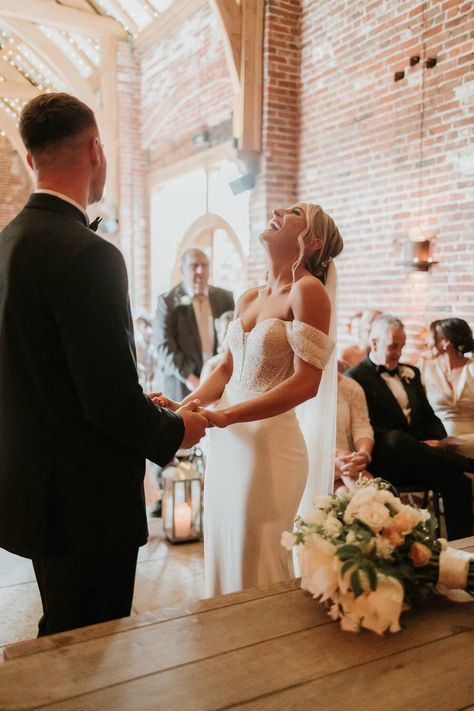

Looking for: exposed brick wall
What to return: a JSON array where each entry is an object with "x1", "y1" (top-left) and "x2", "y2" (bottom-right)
[
  {"x1": 298, "y1": 0, "x2": 474, "y2": 358},
  {"x1": 140, "y1": 3, "x2": 234, "y2": 162},
  {"x1": 0, "y1": 135, "x2": 31, "y2": 229},
  {"x1": 116, "y1": 40, "x2": 150, "y2": 311},
  {"x1": 248, "y1": 0, "x2": 302, "y2": 285}
]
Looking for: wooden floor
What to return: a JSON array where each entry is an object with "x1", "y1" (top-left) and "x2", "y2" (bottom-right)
[{"x1": 0, "y1": 468, "x2": 204, "y2": 651}]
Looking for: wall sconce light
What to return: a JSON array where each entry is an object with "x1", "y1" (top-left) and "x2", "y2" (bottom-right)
[
  {"x1": 404, "y1": 239, "x2": 438, "y2": 271},
  {"x1": 410, "y1": 55, "x2": 420, "y2": 66}
]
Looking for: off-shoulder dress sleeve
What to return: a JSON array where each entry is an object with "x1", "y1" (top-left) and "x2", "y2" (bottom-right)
[{"x1": 285, "y1": 320, "x2": 335, "y2": 370}]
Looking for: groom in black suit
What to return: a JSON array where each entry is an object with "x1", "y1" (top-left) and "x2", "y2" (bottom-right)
[
  {"x1": 347, "y1": 314, "x2": 473, "y2": 541},
  {"x1": 0, "y1": 93, "x2": 208, "y2": 636}
]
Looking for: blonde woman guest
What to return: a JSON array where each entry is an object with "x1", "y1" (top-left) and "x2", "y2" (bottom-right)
[{"x1": 419, "y1": 318, "x2": 474, "y2": 457}]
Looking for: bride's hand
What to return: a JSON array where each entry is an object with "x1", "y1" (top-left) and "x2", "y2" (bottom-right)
[
  {"x1": 202, "y1": 408, "x2": 230, "y2": 428},
  {"x1": 149, "y1": 392, "x2": 180, "y2": 412}
]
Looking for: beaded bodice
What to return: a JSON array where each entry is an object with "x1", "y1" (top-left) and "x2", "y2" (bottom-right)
[{"x1": 226, "y1": 318, "x2": 335, "y2": 394}]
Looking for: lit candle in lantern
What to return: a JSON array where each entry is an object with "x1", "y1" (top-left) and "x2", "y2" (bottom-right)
[{"x1": 174, "y1": 502, "x2": 192, "y2": 539}]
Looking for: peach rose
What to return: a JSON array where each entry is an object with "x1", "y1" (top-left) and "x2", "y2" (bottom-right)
[
  {"x1": 409, "y1": 542, "x2": 432, "y2": 567},
  {"x1": 392, "y1": 507, "x2": 421, "y2": 535},
  {"x1": 382, "y1": 526, "x2": 405, "y2": 547}
]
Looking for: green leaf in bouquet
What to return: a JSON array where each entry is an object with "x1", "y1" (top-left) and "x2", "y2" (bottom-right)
[
  {"x1": 351, "y1": 523, "x2": 374, "y2": 542},
  {"x1": 361, "y1": 562, "x2": 378, "y2": 591},
  {"x1": 336, "y1": 544, "x2": 362, "y2": 560},
  {"x1": 351, "y1": 570, "x2": 363, "y2": 598},
  {"x1": 341, "y1": 560, "x2": 356, "y2": 576}
]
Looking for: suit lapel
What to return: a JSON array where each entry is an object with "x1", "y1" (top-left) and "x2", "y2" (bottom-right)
[{"x1": 362, "y1": 359, "x2": 408, "y2": 424}]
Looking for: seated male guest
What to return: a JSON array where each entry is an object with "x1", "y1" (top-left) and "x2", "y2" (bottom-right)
[{"x1": 347, "y1": 314, "x2": 473, "y2": 540}]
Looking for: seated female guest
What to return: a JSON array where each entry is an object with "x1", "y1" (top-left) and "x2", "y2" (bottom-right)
[
  {"x1": 335, "y1": 373, "x2": 374, "y2": 489},
  {"x1": 419, "y1": 318, "x2": 474, "y2": 457}
]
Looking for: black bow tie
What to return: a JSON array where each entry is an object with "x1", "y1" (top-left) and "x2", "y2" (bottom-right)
[
  {"x1": 89, "y1": 216, "x2": 102, "y2": 232},
  {"x1": 376, "y1": 364, "x2": 399, "y2": 377}
]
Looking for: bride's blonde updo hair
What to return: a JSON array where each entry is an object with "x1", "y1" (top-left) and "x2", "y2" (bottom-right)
[{"x1": 293, "y1": 203, "x2": 343, "y2": 285}]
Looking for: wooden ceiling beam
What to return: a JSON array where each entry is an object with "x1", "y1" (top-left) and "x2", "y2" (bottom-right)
[
  {"x1": 208, "y1": 0, "x2": 241, "y2": 89},
  {"x1": 0, "y1": 79, "x2": 39, "y2": 99},
  {"x1": 0, "y1": 0, "x2": 127, "y2": 39},
  {"x1": 238, "y1": 0, "x2": 263, "y2": 153},
  {"x1": 3, "y1": 18, "x2": 97, "y2": 109},
  {"x1": 209, "y1": 0, "x2": 263, "y2": 155}
]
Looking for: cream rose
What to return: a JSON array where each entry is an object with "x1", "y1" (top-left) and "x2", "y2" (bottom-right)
[
  {"x1": 355, "y1": 502, "x2": 391, "y2": 533},
  {"x1": 280, "y1": 531, "x2": 297, "y2": 551},
  {"x1": 352, "y1": 575, "x2": 404, "y2": 635},
  {"x1": 299, "y1": 535, "x2": 339, "y2": 600},
  {"x1": 323, "y1": 514, "x2": 343, "y2": 537}
]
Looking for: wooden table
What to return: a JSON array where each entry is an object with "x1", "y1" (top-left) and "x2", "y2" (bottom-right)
[{"x1": 1, "y1": 537, "x2": 473, "y2": 711}]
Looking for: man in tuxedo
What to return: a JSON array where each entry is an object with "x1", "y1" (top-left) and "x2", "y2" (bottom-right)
[
  {"x1": 153, "y1": 248, "x2": 234, "y2": 401},
  {"x1": 0, "y1": 93, "x2": 208, "y2": 636},
  {"x1": 347, "y1": 314, "x2": 473, "y2": 540}
]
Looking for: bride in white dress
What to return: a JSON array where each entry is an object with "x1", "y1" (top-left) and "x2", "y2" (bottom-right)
[{"x1": 154, "y1": 203, "x2": 343, "y2": 596}]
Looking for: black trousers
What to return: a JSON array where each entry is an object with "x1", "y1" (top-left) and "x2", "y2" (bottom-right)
[
  {"x1": 32, "y1": 546, "x2": 139, "y2": 637},
  {"x1": 370, "y1": 430, "x2": 473, "y2": 541}
]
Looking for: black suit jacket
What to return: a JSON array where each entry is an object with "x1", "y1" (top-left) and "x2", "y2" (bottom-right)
[
  {"x1": 346, "y1": 357, "x2": 446, "y2": 442},
  {"x1": 153, "y1": 282, "x2": 234, "y2": 401},
  {"x1": 0, "y1": 194, "x2": 184, "y2": 558}
]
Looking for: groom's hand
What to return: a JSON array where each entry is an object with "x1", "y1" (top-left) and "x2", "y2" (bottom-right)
[{"x1": 177, "y1": 400, "x2": 208, "y2": 448}]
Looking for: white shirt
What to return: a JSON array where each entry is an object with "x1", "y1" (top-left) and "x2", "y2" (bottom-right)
[{"x1": 369, "y1": 354, "x2": 411, "y2": 423}]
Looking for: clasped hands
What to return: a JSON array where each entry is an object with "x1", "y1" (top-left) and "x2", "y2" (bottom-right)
[
  {"x1": 335, "y1": 448, "x2": 372, "y2": 490},
  {"x1": 149, "y1": 392, "x2": 228, "y2": 428}
]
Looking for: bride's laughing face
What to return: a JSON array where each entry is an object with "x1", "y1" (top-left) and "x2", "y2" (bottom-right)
[{"x1": 260, "y1": 204, "x2": 307, "y2": 250}]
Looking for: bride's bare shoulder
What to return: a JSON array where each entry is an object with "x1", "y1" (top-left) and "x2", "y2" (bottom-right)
[
  {"x1": 235, "y1": 285, "x2": 265, "y2": 315},
  {"x1": 290, "y1": 275, "x2": 330, "y2": 329},
  {"x1": 291, "y1": 274, "x2": 329, "y2": 305}
]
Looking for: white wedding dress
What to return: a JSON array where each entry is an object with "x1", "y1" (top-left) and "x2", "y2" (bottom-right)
[{"x1": 203, "y1": 316, "x2": 335, "y2": 597}]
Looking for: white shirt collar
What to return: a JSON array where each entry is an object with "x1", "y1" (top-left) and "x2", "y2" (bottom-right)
[{"x1": 35, "y1": 189, "x2": 88, "y2": 222}]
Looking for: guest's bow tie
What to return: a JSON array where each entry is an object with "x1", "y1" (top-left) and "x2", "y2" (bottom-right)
[
  {"x1": 376, "y1": 364, "x2": 399, "y2": 377},
  {"x1": 89, "y1": 216, "x2": 102, "y2": 232}
]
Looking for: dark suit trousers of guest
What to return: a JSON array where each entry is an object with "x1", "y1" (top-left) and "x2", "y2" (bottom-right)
[
  {"x1": 370, "y1": 430, "x2": 472, "y2": 541},
  {"x1": 32, "y1": 547, "x2": 139, "y2": 637}
]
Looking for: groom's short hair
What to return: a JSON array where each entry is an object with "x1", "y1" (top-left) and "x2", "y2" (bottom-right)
[{"x1": 19, "y1": 93, "x2": 97, "y2": 155}]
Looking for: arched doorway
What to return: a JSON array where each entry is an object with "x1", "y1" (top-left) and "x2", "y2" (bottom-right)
[{"x1": 171, "y1": 213, "x2": 246, "y2": 296}]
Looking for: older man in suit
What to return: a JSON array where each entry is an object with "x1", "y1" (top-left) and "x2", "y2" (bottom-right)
[
  {"x1": 0, "y1": 93, "x2": 208, "y2": 636},
  {"x1": 347, "y1": 314, "x2": 473, "y2": 540},
  {"x1": 153, "y1": 248, "x2": 234, "y2": 401}
]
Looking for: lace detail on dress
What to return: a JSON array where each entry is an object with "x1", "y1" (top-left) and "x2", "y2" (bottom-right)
[
  {"x1": 225, "y1": 318, "x2": 334, "y2": 395},
  {"x1": 285, "y1": 320, "x2": 335, "y2": 370}
]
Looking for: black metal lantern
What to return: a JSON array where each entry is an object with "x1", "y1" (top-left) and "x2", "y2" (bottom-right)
[{"x1": 162, "y1": 451, "x2": 203, "y2": 543}]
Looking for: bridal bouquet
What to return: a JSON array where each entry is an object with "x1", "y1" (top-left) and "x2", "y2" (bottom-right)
[{"x1": 281, "y1": 478, "x2": 474, "y2": 635}]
